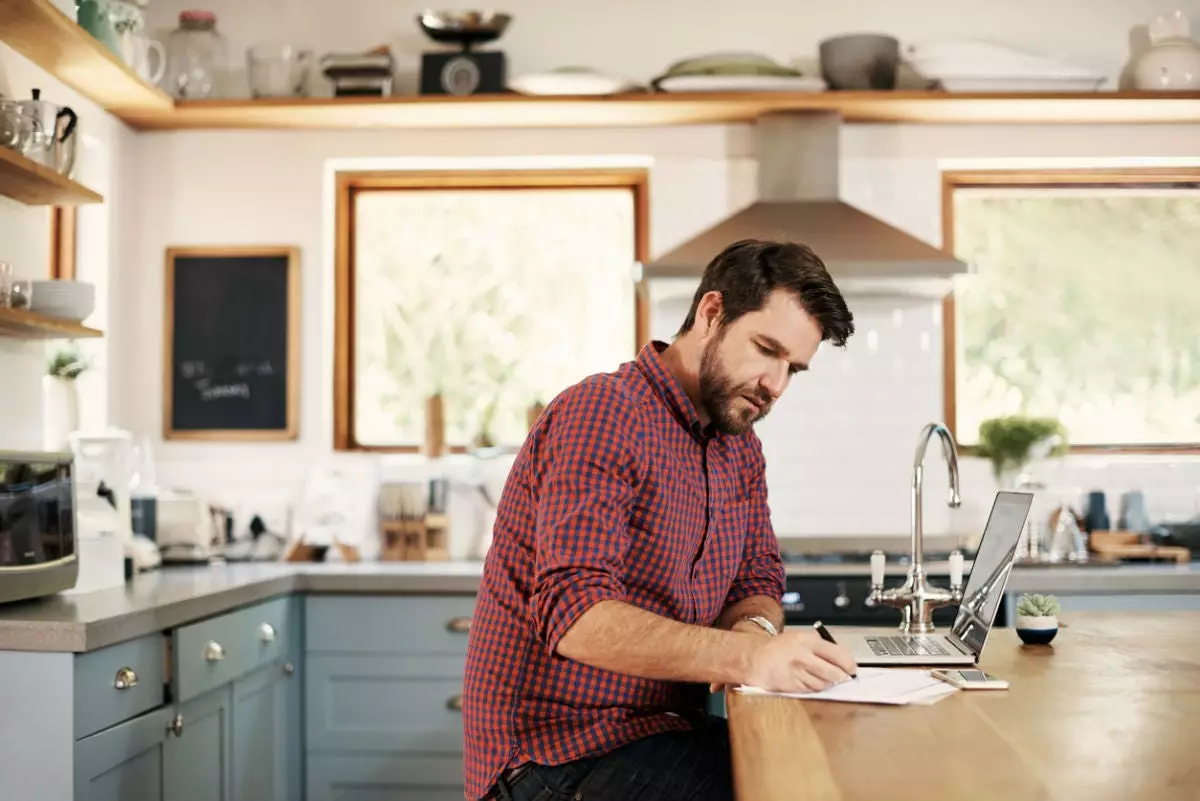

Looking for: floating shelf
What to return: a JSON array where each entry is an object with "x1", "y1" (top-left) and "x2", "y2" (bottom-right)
[
  {"x1": 2, "y1": 0, "x2": 1199, "y2": 132},
  {"x1": 0, "y1": 0, "x2": 172, "y2": 115},
  {"x1": 0, "y1": 145, "x2": 103, "y2": 205},
  {"x1": 0, "y1": 307, "x2": 102, "y2": 339},
  {"x1": 115, "y1": 90, "x2": 1200, "y2": 131}
]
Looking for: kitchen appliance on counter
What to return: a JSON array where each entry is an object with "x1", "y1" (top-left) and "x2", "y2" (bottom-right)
[
  {"x1": 0, "y1": 450, "x2": 78, "y2": 605},
  {"x1": 155, "y1": 490, "x2": 221, "y2": 563},
  {"x1": 417, "y1": 10, "x2": 510, "y2": 95}
]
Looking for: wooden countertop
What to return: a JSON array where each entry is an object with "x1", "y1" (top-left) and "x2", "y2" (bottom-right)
[{"x1": 727, "y1": 613, "x2": 1200, "y2": 801}]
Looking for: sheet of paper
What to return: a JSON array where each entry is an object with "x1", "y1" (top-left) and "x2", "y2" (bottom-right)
[{"x1": 735, "y1": 668, "x2": 958, "y2": 706}]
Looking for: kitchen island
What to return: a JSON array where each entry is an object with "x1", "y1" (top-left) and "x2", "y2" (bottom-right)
[{"x1": 727, "y1": 613, "x2": 1200, "y2": 801}]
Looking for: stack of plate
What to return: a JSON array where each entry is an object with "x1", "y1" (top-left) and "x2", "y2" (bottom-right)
[
  {"x1": 26, "y1": 280, "x2": 95, "y2": 321},
  {"x1": 904, "y1": 40, "x2": 1105, "y2": 92},
  {"x1": 651, "y1": 52, "x2": 827, "y2": 93}
]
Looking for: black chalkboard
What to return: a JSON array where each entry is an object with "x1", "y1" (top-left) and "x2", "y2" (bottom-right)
[{"x1": 164, "y1": 247, "x2": 299, "y2": 440}]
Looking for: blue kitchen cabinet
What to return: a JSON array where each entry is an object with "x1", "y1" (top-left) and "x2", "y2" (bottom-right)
[
  {"x1": 70, "y1": 596, "x2": 301, "y2": 801},
  {"x1": 304, "y1": 594, "x2": 475, "y2": 801}
]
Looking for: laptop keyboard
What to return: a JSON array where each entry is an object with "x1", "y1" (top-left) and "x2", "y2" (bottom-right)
[{"x1": 866, "y1": 635, "x2": 950, "y2": 657}]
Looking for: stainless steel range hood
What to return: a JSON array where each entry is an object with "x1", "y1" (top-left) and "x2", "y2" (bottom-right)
[{"x1": 645, "y1": 112, "x2": 968, "y2": 298}]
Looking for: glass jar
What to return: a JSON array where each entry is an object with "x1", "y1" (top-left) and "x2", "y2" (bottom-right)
[{"x1": 165, "y1": 10, "x2": 227, "y2": 99}]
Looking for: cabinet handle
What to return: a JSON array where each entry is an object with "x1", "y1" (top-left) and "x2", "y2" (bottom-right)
[
  {"x1": 203, "y1": 641, "x2": 225, "y2": 662},
  {"x1": 259, "y1": 623, "x2": 276, "y2": 643},
  {"x1": 168, "y1": 714, "x2": 184, "y2": 737},
  {"x1": 113, "y1": 667, "x2": 138, "y2": 690},
  {"x1": 283, "y1": 662, "x2": 295, "y2": 677},
  {"x1": 446, "y1": 616, "x2": 471, "y2": 634},
  {"x1": 446, "y1": 694, "x2": 464, "y2": 712}
]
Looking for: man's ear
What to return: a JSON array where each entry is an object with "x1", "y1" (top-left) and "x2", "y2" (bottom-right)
[{"x1": 698, "y1": 291, "x2": 724, "y2": 336}]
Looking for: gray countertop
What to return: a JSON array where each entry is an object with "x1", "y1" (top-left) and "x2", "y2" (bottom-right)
[{"x1": 1, "y1": 559, "x2": 1197, "y2": 654}]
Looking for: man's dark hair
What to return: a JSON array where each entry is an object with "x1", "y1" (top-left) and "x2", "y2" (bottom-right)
[{"x1": 676, "y1": 239, "x2": 855, "y2": 347}]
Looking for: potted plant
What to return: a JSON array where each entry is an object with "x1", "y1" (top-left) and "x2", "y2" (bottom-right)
[
  {"x1": 976, "y1": 415, "x2": 1068, "y2": 487},
  {"x1": 43, "y1": 345, "x2": 89, "y2": 452},
  {"x1": 1015, "y1": 593, "x2": 1061, "y2": 645}
]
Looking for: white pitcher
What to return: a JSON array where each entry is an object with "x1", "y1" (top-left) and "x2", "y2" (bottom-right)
[{"x1": 1133, "y1": 10, "x2": 1200, "y2": 90}]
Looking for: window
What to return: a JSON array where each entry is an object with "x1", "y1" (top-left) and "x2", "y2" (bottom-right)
[
  {"x1": 943, "y1": 169, "x2": 1200, "y2": 452},
  {"x1": 334, "y1": 169, "x2": 648, "y2": 451}
]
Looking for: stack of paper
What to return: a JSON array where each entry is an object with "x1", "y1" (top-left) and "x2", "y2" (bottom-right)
[{"x1": 735, "y1": 668, "x2": 958, "y2": 706}]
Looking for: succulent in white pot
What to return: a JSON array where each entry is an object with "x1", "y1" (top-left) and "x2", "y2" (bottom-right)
[{"x1": 1015, "y1": 593, "x2": 1061, "y2": 645}]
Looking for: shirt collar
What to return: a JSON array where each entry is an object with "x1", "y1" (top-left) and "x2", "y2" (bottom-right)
[{"x1": 635, "y1": 341, "x2": 716, "y2": 441}]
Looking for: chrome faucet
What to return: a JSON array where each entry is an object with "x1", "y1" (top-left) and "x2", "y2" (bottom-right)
[{"x1": 868, "y1": 423, "x2": 966, "y2": 634}]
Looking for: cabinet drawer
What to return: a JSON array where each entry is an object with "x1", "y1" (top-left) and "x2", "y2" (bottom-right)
[
  {"x1": 75, "y1": 634, "x2": 168, "y2": 739},
  {"x1": 307, "y1": 754, "x2": 464, "y2": 799},
  {"x1": 306, "y1": 655, "x2": 464, "y2": 753},
  {"x1": 174, "y1": 597, "x2": 291, "y2": 703},
  {"x1": 306, "y1": 595, "x2": 475, "y2": 654}
]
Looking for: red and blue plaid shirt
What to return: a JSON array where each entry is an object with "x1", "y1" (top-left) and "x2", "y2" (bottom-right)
[{"x1": 462, "y1": 341, "x2": 785, "y2": 799}]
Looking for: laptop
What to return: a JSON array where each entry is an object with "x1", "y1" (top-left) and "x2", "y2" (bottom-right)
[{"x1": 844, "y1": 490, "x2": 1035, "y2": 667}]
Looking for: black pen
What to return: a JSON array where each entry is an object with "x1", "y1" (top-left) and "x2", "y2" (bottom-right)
[{"x1": 813, "y1": 620, "x2": 857, "y2": 678}]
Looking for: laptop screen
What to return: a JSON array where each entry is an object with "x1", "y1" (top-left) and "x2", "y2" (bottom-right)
[{"x1": 950, "y1": 490, "x2": 1034, "y2": 656}]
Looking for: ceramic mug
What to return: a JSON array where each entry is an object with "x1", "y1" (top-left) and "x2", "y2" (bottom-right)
[{"x1": 119, "y1": 33, "x2": 166, "y2": 86}]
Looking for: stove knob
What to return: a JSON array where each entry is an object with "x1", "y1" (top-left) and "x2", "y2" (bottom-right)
[{"x1": 834, "y1": 582, "x2": 850, "y2": 609}]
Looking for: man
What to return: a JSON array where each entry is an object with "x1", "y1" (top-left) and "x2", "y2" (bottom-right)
[{"x1": 463, "y1": 239, "x2": 858, "y2": 801}]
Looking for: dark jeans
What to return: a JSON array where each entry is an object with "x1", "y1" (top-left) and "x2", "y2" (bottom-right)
[{"x1": 497, "y1": 717, "x2": 733, "y2": 801}]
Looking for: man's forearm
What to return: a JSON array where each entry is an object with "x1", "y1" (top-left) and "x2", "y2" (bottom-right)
[
  {"x1": 714, "y1": 595, "x2": 784, "y2": 633},
  {"x1": 556, "y1": 600, "x2": 758, "y2": 686}
]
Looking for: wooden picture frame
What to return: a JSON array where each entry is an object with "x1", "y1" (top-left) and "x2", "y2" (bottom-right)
[{"x1": 163, "y1": 245, "x2": 300, "y2": 441}]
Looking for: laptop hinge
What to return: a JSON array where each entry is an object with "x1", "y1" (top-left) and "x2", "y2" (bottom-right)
[{"x1": 947, "y1": 634, "x2": 975, "y2": 657}]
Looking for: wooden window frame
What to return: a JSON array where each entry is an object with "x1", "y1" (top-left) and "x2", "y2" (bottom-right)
[
  {"x1": 333, "y1": 167, "x2": 651, "y2": 453},
  {"x1": 941, "y1": 166, "x2": 1200, "y2": 455},
  {"x1": 49, "y1": 205, "x2": 77, "y2": 279}
]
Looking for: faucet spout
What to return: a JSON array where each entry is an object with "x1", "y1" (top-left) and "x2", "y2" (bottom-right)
[{"x1": 868, "y1": 423, "x2": 966, "y2": 634}]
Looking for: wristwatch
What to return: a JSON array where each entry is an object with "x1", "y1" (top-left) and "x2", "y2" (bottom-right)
[{"x1": 739, "y1": 615, "x2": 779, "y2": 636}]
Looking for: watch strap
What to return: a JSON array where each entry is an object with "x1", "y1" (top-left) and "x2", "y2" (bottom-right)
[{"x1": 740, "y1": 615, "x2": 779, "y2": 636}]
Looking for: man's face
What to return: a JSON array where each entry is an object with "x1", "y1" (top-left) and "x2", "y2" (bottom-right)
[{"x1": 697, "y1": 289, "x2": 824, "y2": 435}]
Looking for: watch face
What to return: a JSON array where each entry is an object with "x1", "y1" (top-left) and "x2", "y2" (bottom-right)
[{"x1": 440, "y1": 57, "x2": 481, "y2": 95}]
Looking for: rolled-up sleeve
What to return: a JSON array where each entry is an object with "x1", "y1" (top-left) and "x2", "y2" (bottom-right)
[
  {"x1": 724, "y1": 434, "x2": 785, "y2": 607},
  {"x1": 530, "y1": 379, "x2": 642, "y2": 656}
]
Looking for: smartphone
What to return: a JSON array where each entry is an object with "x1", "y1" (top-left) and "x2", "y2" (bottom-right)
[{"x1": 931, "y1": 668, "x2": 1009, "y2": 690}]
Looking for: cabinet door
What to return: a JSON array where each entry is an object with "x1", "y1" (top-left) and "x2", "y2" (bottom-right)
[
  {"x1": 284, "y1": 598, "x2": 304, "y2": 801},
  {"x1": 165, "y1": 684, "x2": 232, "y2": 801},
  {"x1": 231, "y1": 662, "x2": 287, "y2": 801},
  {"x1": 75, "y1": 706, "x2": 173, "y2": 801}
]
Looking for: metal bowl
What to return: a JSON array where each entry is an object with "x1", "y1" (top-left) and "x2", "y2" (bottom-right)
[{"x1": 417, "y1": 10, "x2": 512, "y2": 47}]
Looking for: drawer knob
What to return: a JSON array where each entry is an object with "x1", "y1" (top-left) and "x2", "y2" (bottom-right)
[
  {"x1": 113, "y1": 667, "x2": 138, "y2": 690},
  {"x1": 168, "y1": 713, "x2": 184, "y2": 737},
  {"x1": 446, "y1": 616, "x2": 471, "y2": 634},
  {"x1": 259, "y1": 623, "x2": 276, "y2": 643},
  {"x1": 283, "y1": 662, "x2": 295, "y2": 677},
  {"x1": 203, "y1": 640, "x2": 226, "y2": 662},
  {"x1": 446, "y1": 694, "x2": 464, "y2": 712}
]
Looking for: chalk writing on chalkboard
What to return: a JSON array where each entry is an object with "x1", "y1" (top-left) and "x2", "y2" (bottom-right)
[{"x1": 164, "y1": 247, "x2": 300, "y2": 440}]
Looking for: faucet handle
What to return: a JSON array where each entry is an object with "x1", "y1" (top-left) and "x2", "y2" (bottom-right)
[
  {"x1": 949, "y1": 550, "x2": 964, "y2": 589},
  {"x1": 870, "y1": 550, "x2": 886, "y2": 586}
]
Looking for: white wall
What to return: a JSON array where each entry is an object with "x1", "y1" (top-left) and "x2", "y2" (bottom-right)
[
  {"x1": 0, "y1": 44, "x2": 130, "y2": 451},
  {"x1": 109, "y1": 120, "x2": 1200, "y2": 545}
]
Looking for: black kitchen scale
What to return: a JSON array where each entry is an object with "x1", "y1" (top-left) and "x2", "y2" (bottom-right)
[{"x1": 417, "y1": 10, "x2": 511, "y2": 96}]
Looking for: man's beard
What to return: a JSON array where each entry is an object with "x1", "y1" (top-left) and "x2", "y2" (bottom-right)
[{"x1": 698, "y1": 331, "x2": 772, "y2": 435}]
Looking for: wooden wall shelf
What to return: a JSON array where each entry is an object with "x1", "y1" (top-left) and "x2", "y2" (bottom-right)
[
  {"x1": 0, "y1": 0, "x2": 173, "y2": 114},
  {"x1": 0, "y1": 145, "x2": 103, "y2": 205},
  {"x1": 116, "y1": 91, "x2": 1200, "y2": 131},
  {"x1": 0, "y1": 307, "x2": 102, "y2": 339}
]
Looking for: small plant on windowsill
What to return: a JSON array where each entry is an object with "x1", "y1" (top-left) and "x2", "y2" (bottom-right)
[
  {"x1": 1015, "y1": 593, "x2": 1061, "y2": 645},
  {"x1": 976, "y1": 415, "x2": 1068, "y2": 488}
]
